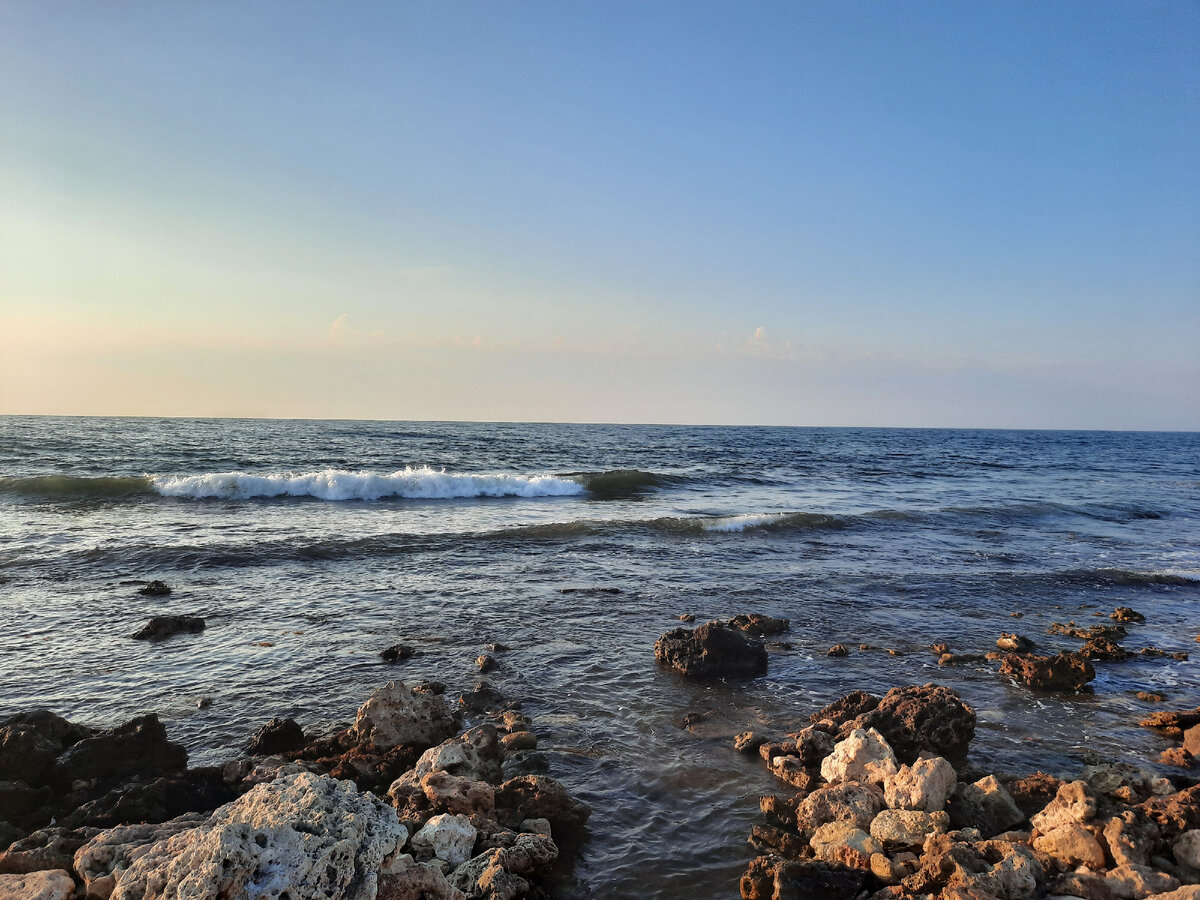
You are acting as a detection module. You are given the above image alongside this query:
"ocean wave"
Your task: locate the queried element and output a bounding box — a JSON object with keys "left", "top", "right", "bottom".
{"left": 0, "top": 475, "right": 156, "bottom": 499}
{"left": 151, "top": 468, "right": 587, "bottom": 500}
{"left": 1058, "top": 567, "right": 1200, "bottom": 587}
{"left": 567, "top": 469, "right": 680, "bottom": 499}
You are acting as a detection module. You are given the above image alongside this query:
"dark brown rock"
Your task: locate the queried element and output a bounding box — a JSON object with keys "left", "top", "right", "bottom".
{"left": 137, "top": 580, "right": 171, "bottom": 596}
{"left": 0, "top": 711, "right": 94, "bottom": 786}
{"left": 1138, "top": 783, "right": 1200, "bottom": 839}
{"left": 476, "top": 654, "right": 499, "bottom": 673}
{"left": 1111, "top": 606, "right": 1145, "bottom": 623}
{"left": 749, "top": 823, "right": 808, "bottom": 859}
{"left": 1136, "top": 691, "right": 1167, "bottom": 703}
{"left": 1005, "top": 772, "right": 1063, "bottom": 819}
{"left": 734, "top": 731, "right": 767, "bottom": 753}
{"left": 1048, "top": 622, "right": 1126, "bottom": 640}
{"left": 52, "top": 714, "right": 187, "bottom": 788}
{"left": 654, "top": 622, "right": 768, "bottom": 678}
{"left": 458, "top": 682, "right": 508, "bottom": 714}
{"left": 0, "top": 780, "right": 51, "bottom": 830}
{"left": 1079, "top": 637, "right": 1131, "bottom": 661}
{"left": 380, "top": 644, "right": 415, "bottom": 663}
{"left": 131, "top": 615, "right": 205, "bottom": 640}
{"left": 727, "top": 613, "right": 790, "bottom": 636}
{"left": 741, "top": 856, "right": 865, "bottom": 900}
{"left": 844, "top": 683, "right": 976, "bottom": 767}
{"left": 760, "top": 793, "right": 804, "bottom": 831}
{"left": 1139, "top": 707, "right": 1200, "bottom": 736}
{"left": 1185, "top": 724, "right": 1200, "bottom": 756}
{"left": 810, "top": 690, "right": 881, "bottom": 729}
{"left": 998, "top": 652, "right": 1095, "bottom": 692}
{"left": 61, "top": 766, "right": 237, "bottom": 829}
{"left": 0, "top": 825, "right": 101, "bottom": 875}
{"left": 996, "top": 633, "right": 1035, "bottom": 653}
{"left": 495, "top": 775, "right": 591, "bottom": 835}
{"left": 1160, "top": 747, "right": 1196, "bottom": 768}
{"left": 246, "top": 718, "right": 306, "bottom": 756}
{"left": 827, "top": 644, "right": 849, "bottom": 657}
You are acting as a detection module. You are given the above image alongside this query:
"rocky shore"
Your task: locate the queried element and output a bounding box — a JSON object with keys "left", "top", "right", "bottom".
{"left": 0, "top": 679, "right": 589, "bottom": 899}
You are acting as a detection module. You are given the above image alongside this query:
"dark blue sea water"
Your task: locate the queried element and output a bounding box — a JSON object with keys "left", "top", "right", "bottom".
{"left": 1, "top": 417, "right": 1197, "bottom": 896}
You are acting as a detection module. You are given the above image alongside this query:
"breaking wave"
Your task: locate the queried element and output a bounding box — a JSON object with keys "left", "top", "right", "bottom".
{"left": 0, "top": 475, "right": 156, "bottom": 499}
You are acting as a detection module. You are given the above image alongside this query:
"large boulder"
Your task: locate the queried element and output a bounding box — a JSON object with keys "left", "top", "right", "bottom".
{"left": 388, "top": 725, "right": 504, "bottom": 798}
{"left": 741, "top": 856, "right": 865, "bottom": 900}
{"left": 999, "top": 652, "right": 1095, "bottom": 693}
{"left": 841, "top": 684, "right": 976, "bottom": 767}
{"left": 0, "top": 869, "right": 75, "bottom": 900}
{"left": 73, "top": 816, "right": 205, "bottom": 900}
{"left": 653, "top": 622, "right": 768, "bottom": 678}
{"left": 348, "top": 682, "right": 457, "bottom": 751}
{"left": 494, "top": 775, "right": 591, "bottom": 836}
{"left": 63, "top": 767, "right": 237, "bottom": 829}
{"left": 819, "top": 728, "right": 898, "bottom": 786}
{"left": 52, "top": 715, "right": 187, "bottom": 788}
{"left": 0, "top": 825, "right": 101, "bottom": 875}
{"left": 0, "top": 711, "right": 94, "bottom": 786}
{"left": 90, "top": 773, "right": 407, "bottom": 900}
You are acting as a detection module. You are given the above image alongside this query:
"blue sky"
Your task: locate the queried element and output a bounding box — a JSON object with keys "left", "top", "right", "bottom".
{"left": 1, "top": 2, "right": 1197, "bottom": 427}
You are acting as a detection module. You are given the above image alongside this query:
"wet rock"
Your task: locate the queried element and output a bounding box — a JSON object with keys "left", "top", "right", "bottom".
{"left": 740, "top": 855, "right": 865, "bottom": 900}
{"left": 475, "top": 654, "right": 498, "bottom": 673}
{"left": 131, "top": 615, "right": 204, "bottom": 641}
{"left": 997, "top": 634, "right": 1035, "bottom": 653}
{"left": 1006, "top": 772, "right": 1064, "bottom": 819}
{"left": 1081, "top": 637, "right": 1133, "bottom": 661}
{"left": 1050, "top": 622, "right": 1127, "bottom": 641}
{"left": 380, "top": 644, "right": 415, "bottom": 663}
{"left": 871, "top": 809, "right": 950, "bottom": 848}
{"left": 796, "top": 781, "right": 886, "bottom": 834}
{"left": 501, "top": 750, "right": 549, "bottom": 780}
{"left": 62, "top": 766, "right": 238, "bottom": 829}
{"left": 999, "top": 652, "right": 1096, "bottom": 693}
{"left": 735, "top": 731, "right": 768, "bottom": 753}
{"left": 500, "top": 731, "right": 536, "bottom": 752}
{"left": 1161, "top": 748, "right": 1196, "bottom": 769}
{"left": 884, "top": 755, "right": 957, "bottom": 812}
{"left": 827, "top": 644, "right": 850, "bottom": 657}
{"left": 1033, "top": 821, "right": 1107, "bottom": 869}
{"left": 779, "top": 727, "right": 837, "bottom": 769}
{"left": 53, "top": 714, "right": 187, "bottom": 789}
{"left": 1105, "top": 864, "right": 1179, "bottom": 899}
{"left": 93, "top": 772, "right": 406, "bottom": 900}
{"left": 1138, "top": 692, "right": 1168, "bottom": 703}
{"left": 1140, "top": 709, "right": 1200, "bottom": 737}
{"left": 410, "top": 813, "right": 476, "bottom": 867}
{"left": 246, "top": 717, "right": 306, "bottom": 756}
{"left": 654, "top": 622, "right": 768, "bottom": 678}
{"left": 494, "top": 775, "right": 591, "bottom": 836}
{"left": 136, "top": 581, "right": 171, "bottom": 596}
{"left": 749, "top": 824, "right": 807, "bottom": 859}
{"left": 448, "top": 833, "right": 558, "bottom": 898}
{"left": 458, "top": 683, "right": 508, "bottom": 715}
{"left": 810, "top": 820, "right": 882, "bottom": 869}
{"left": 810, "top": 690, "right": 881, "bottom": 729}
{"left": 0, "top": 711, "right": 94, "bottom": 786}
{"left": 1175, "top": 829, "right": 1200, "bottom": 869}
{"left": 389, "top": 725, "right": 504, "bottom": 796}
{"left": 73, "top": 816, "right": 204, "bottom": 899}
{"left": 0, "top": 825, "right": 100, "bottom": 875}
{"left": 1032, "top": 780, "right": 1098, "bottom": 833}
{"left": 349, "top": 681, "right": 457, "bottom": 751}
{"left": 0, "top": 869, "right": 75, "bottom": 900}
{"left": 420, "top": 771, "right": 495, "bottom": 818}
{"left": 760, "top": 794, "right": 803, "bottom": 832}
{"left": 770, "top": 758, "right": 818, "bottom": 792}
{"left": 843, "top": 684, "right": 977, "bottom": 767}
{"left": 1139, "top": 784, "right": 1200, "bottom": 839}
{"left": 727, "top": 613, "right": 790, "bottom": 636}
{"left": 1112, "top": 607, "right": 1145, "bottom": 623}
{"left": 949, "top": 776, "right": 1026, "bottom": 838}
{"left": 820, "top": 728, "right": 898, "bottom": 786}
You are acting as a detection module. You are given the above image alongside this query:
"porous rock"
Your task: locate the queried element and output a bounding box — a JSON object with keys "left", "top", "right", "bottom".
{"left": 796, "top": 781, "right": 886, "bottom": 834}
{"left": 1105, "top": 811, "right": 1161, "bottom": 868}
{"left": 410, "top": 813, "right": 476, "bottom": 868}
{"left": 820, "top": 727, "right": 898, "bottom": 785}
{"left": 870, "top": 809, "right": 949, "bottom": 848}
{"left": 389, "top": 725, "right": 504, "bottom": 797}
{"left": 0, "top": 825, "right": 100, "bottom": 875}
{"left": 843, "top": 684, "right": 976, "bottom": 767}
{"left": 740, "top": 855, "right": 865, "bottom": 900}
{"left": 1174, "top": 829, "right": 1200, "bottom": 869}
{"left": 494, "top": 775, "right": 591, "bottom": 835}
{"left": 1000, "top": 652, "right": 1096, "bottom": 692}
{"left": 420, "top": 771, "right": 495, "bottom": 818}
{"left": 809, "top": 820, "right": 881, "bottom": 869}
{"left": 1032, "top": 781, "right": 1098, "bottom": 833}
{"left": 349, "top": 681, "right": 456, "bottom": 751}
{"left": 810, "top": 690, "right": 881, "bottom": 729}
{"left": 654, "top": 622, "right": 768, "bottom": 678}
{"left": 73, "top": 816, "right": 204, "bottom": 900}
{"left": 949, "top": 776, "right": 1026, "bottom": 837}
{"left": 246, "top": 717, "right": 306, "bottom": 756}
{"left": 98, "top": 772, "right": 407, "bottom": 900}
{"left": 1033, "top": 822, "right": 1107, "bottom": 870}
{"left": 0, "top": 869, "right": 75, "bottom": 900}
{"left": 904, "top": 838, "right": 1044, "bottom": 899}
{"left": 1139, "top": 784, "right": 1200, "bottom": 839}
{"left": 1104, "top": 864, "right": 1179, "bottom": 900}
{"left": 727, "top": 613, "right": 790, "bottom": 636}
{"left": 884, "top": 755, "right": 957, "bottom": 812}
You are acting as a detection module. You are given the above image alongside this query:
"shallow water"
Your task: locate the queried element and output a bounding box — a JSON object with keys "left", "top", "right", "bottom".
{"left": 1, "top": 418, "right": 1197, "bottom": 896}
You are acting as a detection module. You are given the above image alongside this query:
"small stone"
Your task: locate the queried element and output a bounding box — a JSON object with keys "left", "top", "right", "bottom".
{"left": 678, "top": 614, "right": 695, "bottom": 622}
{"left": 734, "top": 731, "right": 766, "bottom": 753}
{"left": 487, "top": 642, "right": 510, "bottom": 653}
{"left": 501, "top": 731, "right": 537, "bottom": 752}
{"left": 380, "top": 644, "right": 415, "bottom": 663}
{"left": 827, "top": 644, "right": 849, "bottom": 657}
{"left": 131, "top": 615, "right": 204, "bottom": 640}
{"left": 410, "top": 813, "right": 477, "bottom": 868}
{"left": 137, "top": 580, "right": 171, "bottom": 596}
{"left": 997, "top": 633, "right": 1035, "bottom": 652}
{"left": 476, "top": 654, "right": 498, "bottom": 673}
{"left": 246, "top": 717, "right": 305, "bottom": 755}
{"left": 1138, "top": 692, "right": 1168, "bottom": 703}
{"left": 1112, "top": 607, "right": 1145, "bottom": 623}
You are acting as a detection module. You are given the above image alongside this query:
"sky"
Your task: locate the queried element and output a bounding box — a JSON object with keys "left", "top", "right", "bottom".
{"left": 1, "top": 2, "right": 1197, "bottom": 429}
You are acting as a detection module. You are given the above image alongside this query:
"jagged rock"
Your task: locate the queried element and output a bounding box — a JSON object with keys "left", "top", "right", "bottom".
{"left": 1145, "top": 888, "right": 1200, "bottom": 900}
{"left": 62, "top": 767, "right": 237, "bottom": 829}
{"left": 828, "top": 644, "right": 850, "bottom": 657}
{"left": 380, "top": 644, "right": 415, "bottom": 663}
{"left": 1000, "top": 652, "right": 1096, "bottom": 692}
{"left": 1050, "top": 622, "right": 1127, "bottom": 641}
{"left": 137, "top": 581, "right": 171, "bottom": 596}
{"left": 1112, "top": 607, "right": 1145, "bottom": 623}
{"left": 348, "top": 682, "right": 456, "bottom": 751}
{"left": 871, "top": 809, "right": 950, "bottom": 848}
{"left": 1105, "top": 811, "right": 1161, "bottom": 868}
{"left": 760, "top": 794, "right": 804, "bottom": 832}
{"left": 771, "top": 757, "right": 818, "bottom": 792}
{"left": 1052, "top": 869, "right": 1117, "bottom": 900}
{"left": 389, "top": 726, "right": 504, "bottom": 797}
{"left": 820, "top": 728, "right": 898, "bottom": 785}
{"left": 1083, "top": 763, "right": 1172, "bottom": 805}
{"left": 494, "top": 775, "right": 590, "bottom": 835}
{"left": 884, "top": 755, "right": 957, "bottom": 812}
{"left": 740, "top": 855, "right": 865, "bottom": 900}
{"left": 810, "top": 691, "right": 882, "bottom": 729}
{"left": 810, "top": 821, "right": 881, "bottom": 868}
{"left": 99, "top": 773, "right": 405, "bottom": 900}
{"left": 653, "top": 622, "right": 768, "bottom": 678}
{"left": 1033, "top": 822, "right": 1107, "bottom": 869}
{"left": 0, "top": 711, "right": 94, "bottom": 786}
{"left": 131, "top": 616, "right": 204, "bottom": 640}
{"left": 501, "top": 751, "right": 549, "bottom": 781}
{"left": 1007, "top": 772, "right": 1064, "bottom": 819}
{"left": 449, "top": 833, "right": 559, "bottom": 898}
{"left": 1032, "top": 781, "right": 1098, "bottom": 833}
{"left": 500, "top": 732, "right": 535, "bottom": 752}
{"left": 0, "top": 869, "right": 75, "bottom": 900}
{"left": 949, "top": 776, "right": 1026, "bottom": 837}
{"left": 749, "top": 824, "right": 808, "bottom": 859}
{"left": 73, "top": 816, "right": 204, "bottom": 900}
{"left": 247, "top": 718, "right": 306, "bottom": 756}
{"left": 0, "top": 780, "right": 50, "bottom": 830}
{"left": 458, "top": 683, "right": 508, "bottom": 715}
{"left": 1160, "top": 748, "right": 1195, "bottom": 769}
{"left": 776, "top": 728, "right": 837, "bottom": 769}
{"left": 420, "top": 772, "right": 495, "bottom": 818}
{"left": 410, "top": 814, "right": 476, "bottom": 868}
{"left": 1174, "top": 830, "right": 1200, "bottom": 869}
{"left": 727, "top": 613, "right": 790, "bottom": 636}
{"left": 1081, "top": 637, "right": 1133, "bottom": 661}
{"left": 904, "top": 838, "right": 1044, "bottom": 899}
{"left": 997, "top": 634, "right": 1035, "bottom": 653}
{"left": 1140, "top": 785, "right": 1200, "bottom": 839}
{"left": 843, "top": 684, "right": 976, "bottom": 767}
{"left": 796, "top": 782, "right": 886, "bottom": 834}
{"left": 0, "top": 825, "right": 100, "bottom": 875}
{"left": 53, "top": 714, "right": 187, "bottom": 789}
{"left": 378, "top": 863, "right": 466, "bottom": 900}
{"left": 1105, "top": 864, "right": 1179, "bottom": 899}
{"left": 475, "top": 655, "right": 498, "bottom": 673}
{"left": 1184, "top": 726, "right": 1200, "bottom": 757}
{"left": 735, "top": 731, "right": 767, "bottom": 753}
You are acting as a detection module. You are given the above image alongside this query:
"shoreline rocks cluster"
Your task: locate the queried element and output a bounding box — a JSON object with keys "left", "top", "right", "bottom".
{"left": 0, "top": 678, "right": 589, "bottom": 899}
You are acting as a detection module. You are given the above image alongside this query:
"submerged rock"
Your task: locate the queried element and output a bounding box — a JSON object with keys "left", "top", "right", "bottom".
{"left": 131, "top": 615, "right": 205, "bottom": 641}
{"left": 727, "top": 613, "right": 790, "bottom": 636}
{"left": 999, "top": 651, "right": 1096, "bottom": 693}
{"left": 654, "top": 621, "right": 768, "bottom": 678}
{"left": 136, "top": 581, "right": 171, "bottom": 596}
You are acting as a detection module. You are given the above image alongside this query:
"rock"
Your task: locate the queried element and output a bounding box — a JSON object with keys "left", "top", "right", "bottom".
{"left": 458, "top": 683, "right": 508, "bottom": 715}
{"left": 771, "top": 757, "right": 818, "bottom": 792}
{"left": 62, "top": 766, "right": 238, "bottom": 829}
{"left": 389, "top": 725, "right": 504, "bottom": 796}
{"left": 137, "top": 581, "right": 171, "bottom": 596}
{"left": 949, "top": 776, "right": 1026, "bottom": 837}
{"left": 410, "top": 814, "right": 476, "bottom": 868}
{"left": 1104, "top": 811, "right": 1161, "bottom": 868}
{"left": 1184, "top": 726, "right": 1200, "bottom": 757}
{"left": 871, "top": 809, "right": 950, "bottom": 848}
{"left": 1112, "top": 607, "right": 1145, "bottom": 623}
{"left": 475, "top": 654, "right": 498, "bottom": 673}
{"left": 1083, "top": 762, "right": 1172, "bottom": 805}
{"left": 809, "top": 820, "right": 882, "bottom": 868}
{"left": 999, "top": 652, "right": 1096, "bottom": 692}
{"left": 1145, "top": 889, "right": 1200, "bottom": 900}
{"left": 843, "top": 684, "right": 977, "bottom": 767}
{"left": 500, "top": 731, "right": 536, "bottom": 752}
{"left": 1139, "top": 785, "right": 1200, "bottom": 838}
{"left": 380, "top": 644, "right": 415, "bottom": 663}
{"left": 678, "top": 614, "right": 695, "bottom": 622}
{"left": 1053, "top": 869, "right": 1118, "bottom": 900}
{"left": 494, "top": 775, "right": 590, "bottom": 835}
{"left": 1081, "top": 637, "right": 1133, "bottom": 661}
{"left": 448, "top": 833, "right": 559, "bottom": 898}
{"left": 0, "top": 825, "right": 100, "bottom": 875}
{"left": 487, "top": 642, "right": 510, "bottom": 653}
{"left": 73, "top": 816, "right": 204, "bottom": 899}
{"left": 997, "top": 634, "right": 1035, "bottom": 653}
{"left": 904, "top": 838, "right": 1044, "bottom": 899}
{"left": 131, "top": 615, "right": 204, "bottom": 640}
{"left": 827, "top": 644, "right": 850, "bottom": 657}
{"left": 734, "top": 731, "right": 767, "bottom": 753}
{"left": 348, "top": 682, "right": 457, "bottom": 751}
{"left": 1105, "top": 864, "right": 1179, "bottom": 899}
{"left": 779, "top": 727, "right": 837, "bottom": 768}
{"left": 1033, "top": 822, "right": 1107, "bottom": 869}
{"left": 883, "top": 755, "right": 957, "bottom": 812}
{"left": 1032, "top": 781, "right": 1098, "bottom": 833}
{"left": 1161, "top": 748, "right": 1195, "bottom": 769}
{"left": 0, "top": 711, "right": 94, "bottom": 786}
{"left": 1139, "top": 692, "right": 1168, "bottom": 703}
{"left": 1140, "top": 709, "right": 1200, "bottom": 735}
{"left": 53, "top": 714, "right": 187, "bottom": 788}
{"left": 501, "top": 751, "right": 549, "bottom": 780}
{"left": 653, "top": 622, "right": 768, "bottom": 678}
{"left": 796, "top": 781, "right": 886, "bottom": 834}
{"left": 740, "top": 856, "right": 865, "bottom": 900}
{"left": 0, "top": 869, "right": 75, "bottom": 900}
{"left": 819, "top": 728, "right": 898, "bottom": 785}
{"left": 1050, "top": 623, "right": 1127, "bottom": 641}
{"left": 810, "top": 690, "right": 881, "bottom": 729}
{"left": 727, "top": 613, "right": 790, "bottom": 636}
{"left": 420, "top": 772, "right": 495, "bottom": 818}
{"left": 378, "top": 863, "right": 466, "bottom": 900}
{"left": 98, "top": 772, "right": 406, "bottom": 900}
{"left": 1174, "top": 830, "right": 1200, "bottom": 869}
{"left": 246, "top": 718, "right": 306, "bottom": 756}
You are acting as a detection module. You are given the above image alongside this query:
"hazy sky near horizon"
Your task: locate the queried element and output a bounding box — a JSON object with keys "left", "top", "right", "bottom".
{"left": 1, "top": 2, "right": 1197, "bottom": 428}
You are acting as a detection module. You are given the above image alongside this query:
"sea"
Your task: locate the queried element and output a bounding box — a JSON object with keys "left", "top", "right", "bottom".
{"left": 1, "top": 417, "right": 1197, "bottom": 897}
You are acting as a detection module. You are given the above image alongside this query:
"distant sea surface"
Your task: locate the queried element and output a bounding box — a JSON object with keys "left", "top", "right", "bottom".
{"left": 2, "top": 417, "right": 1198, "bottom": 896}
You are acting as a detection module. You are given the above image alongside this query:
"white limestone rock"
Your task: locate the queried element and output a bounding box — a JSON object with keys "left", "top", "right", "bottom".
{"left": 349, "top": 681, "right": 456, "bottom": 750}
{"left": 1105, "top": 864, "right": 1180, "bottom": 900}
{"left": 388, "top": 725, "right": 504, "bottom": 797}
{"left": 820, "top": 728, "right": 899, "bottom": 786}
{"left": 410, "top": 814, "right": 477, "bottom": 869}
{"left": 74, "top": 815, "right": 205, "bottom": 900}
{"left": 883, "top": 755, "right": 957, "bottom": 811}
{"left": 102, "top": 772, "right": 407, "bottom": 900}
{"left": 0, "top": 869, "right": 75, "bottom": 900}
{"left": 870, "top": 809, "right": 950, "bottom": 847}
{"left": 1031, "top": 780, "right": 1097, "bottom": 834}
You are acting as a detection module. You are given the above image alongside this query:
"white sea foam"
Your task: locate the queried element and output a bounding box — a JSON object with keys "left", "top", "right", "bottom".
{"left": 702, "top": 513, "right": 791, "bottom": 533}
{"left": 150, "top": 468, "right": 586, "bottom": 501}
